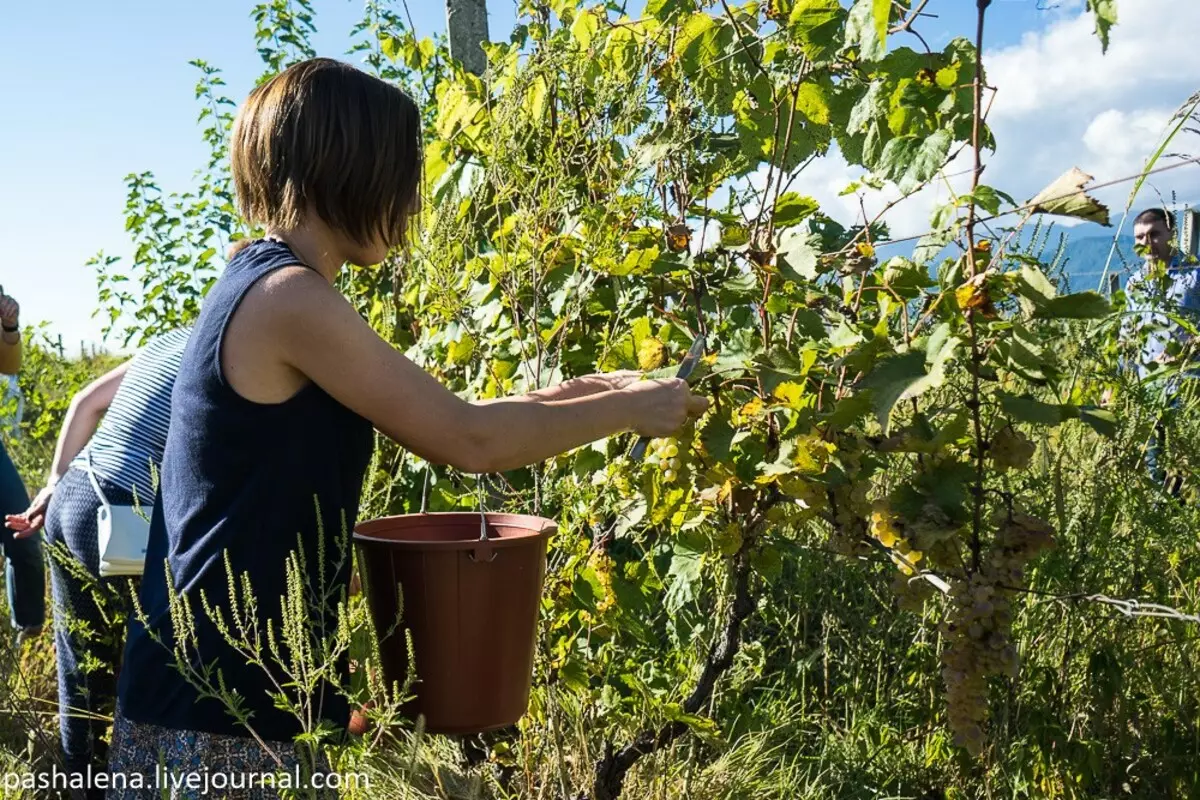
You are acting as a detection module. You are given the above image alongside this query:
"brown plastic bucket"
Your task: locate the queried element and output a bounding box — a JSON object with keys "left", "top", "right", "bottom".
{"left": 353, "top": 512, "right": 555, "bottom": 735}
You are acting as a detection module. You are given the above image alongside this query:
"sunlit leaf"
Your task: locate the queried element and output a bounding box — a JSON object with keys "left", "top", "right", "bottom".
{"left": 787, "top": 0, "right": 845, "bottom": 61}
{"left": 877, "top": 129, "right": 952, "bottom": 194}
{"left": 1086, "top": 0, "right": 1117, "bottom": 54}
{"left": 1026, "top": 167, "right": 1111, "bottom": 226}
{"left": 845, "top": 0, "right": 890, "bottom": 61}
{"left": 1030, "top": 292, "right": 1112, "bottom": 320}
{"left": 773, "top": 193, "right": 820, "bottom": 228}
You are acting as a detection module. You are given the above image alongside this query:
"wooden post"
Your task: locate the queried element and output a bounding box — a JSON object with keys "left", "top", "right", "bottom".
{"left": 446, "top": 0, "right": 489, "bottom": 76}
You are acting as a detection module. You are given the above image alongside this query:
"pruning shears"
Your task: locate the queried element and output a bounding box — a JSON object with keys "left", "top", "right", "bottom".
{"left": 629, "top": 333, "right": 706, "bottom": 461}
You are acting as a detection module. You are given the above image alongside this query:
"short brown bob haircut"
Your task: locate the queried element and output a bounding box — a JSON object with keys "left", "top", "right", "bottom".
{"left": 231, "top": 58, "right": 422, "bottom": 248}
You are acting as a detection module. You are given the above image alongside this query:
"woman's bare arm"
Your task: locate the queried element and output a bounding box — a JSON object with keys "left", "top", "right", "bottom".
{"left": 239, "top": 268, "right": 704, "bottom": 473}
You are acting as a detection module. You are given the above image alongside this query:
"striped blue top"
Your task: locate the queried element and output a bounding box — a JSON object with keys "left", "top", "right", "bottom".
{"left": 71, "top": 328, "right": 190, "bottom": 500}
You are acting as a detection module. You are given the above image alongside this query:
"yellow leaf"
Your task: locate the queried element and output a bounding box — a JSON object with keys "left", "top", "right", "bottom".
{"left": 792, "top": 433, "right": 836, "bottom": 474}
{"left": 772, "top": 381, "right": 808, "bottom": 409}
{"left": 1026, "top": 166, "right": 1111, "bottom": 226}
{"left": 638, "top": 337, "right": 667, "bottom": 370}
{"left": 733, "top": 397, "right": 766, "bottom": 424}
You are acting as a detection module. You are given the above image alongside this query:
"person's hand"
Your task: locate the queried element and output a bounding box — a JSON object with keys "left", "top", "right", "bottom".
{"left": 582, "top": 370, "right": 643, "bottom": 393}
{"left": 5, "top": 484, "right": 54, "bottom": 538}
{"left": 624, "top": 378, "right": 709, "bottom": 437}
{"left": 0, "top": 294, "right": 18, "bottom": 329}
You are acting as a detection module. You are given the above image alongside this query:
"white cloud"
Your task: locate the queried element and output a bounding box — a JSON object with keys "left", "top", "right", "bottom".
{"left": 982, "top": 0, "right": 1200, "bottom": 216}
{"left": 1082, "top": 107, "right": 1175, "bottom": 178}
{"left": 987, "top": 0, "right": 1200, "bottom": 122}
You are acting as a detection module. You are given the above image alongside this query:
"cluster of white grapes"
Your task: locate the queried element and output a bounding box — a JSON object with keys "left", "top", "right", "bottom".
{"left": 890, "top": 572, "right": 935, "bottom": 612}
{"left": 828, "top": 483, "right": 872, "bottom": 556}
{"left": 650, "top": 439, "right": 682, "bottom": 483}
{"left": 940, "top": 512, "right": 1054, "bottom": 755}
{"left": 869, "top": 503, "right": 936, "bottom": 611}
{"left": 988, "top": 425, "right": 1036, "bottom": 471}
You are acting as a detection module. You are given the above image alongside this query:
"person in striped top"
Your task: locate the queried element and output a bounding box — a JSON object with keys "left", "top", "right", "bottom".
{"left": 5, "top": 326, "right": 189, "bottom": 793}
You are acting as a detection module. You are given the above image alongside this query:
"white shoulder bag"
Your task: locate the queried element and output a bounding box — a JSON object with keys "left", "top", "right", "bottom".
{"left": 84, "top": 452, "right": 151, "bottom": 577}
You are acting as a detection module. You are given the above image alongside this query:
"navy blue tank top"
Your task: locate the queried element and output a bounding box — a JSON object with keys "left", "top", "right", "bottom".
{"left": 117, "top": 240, "right": 375, "bottom": 740}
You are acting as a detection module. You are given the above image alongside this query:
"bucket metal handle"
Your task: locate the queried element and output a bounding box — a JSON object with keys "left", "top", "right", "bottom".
{"left": 420, "top": 462, "right": 497, "bottom": 562}
{"left": 420, "top": 463, "right": 432, "bottom": 514}
{"left": 470, "top": 474, "right": 496, "bottom": 563}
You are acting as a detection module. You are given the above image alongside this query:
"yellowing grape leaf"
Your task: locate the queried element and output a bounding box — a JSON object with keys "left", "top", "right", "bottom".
{"left": 1026, "top": 167, "right": 1111, "bottom": 226}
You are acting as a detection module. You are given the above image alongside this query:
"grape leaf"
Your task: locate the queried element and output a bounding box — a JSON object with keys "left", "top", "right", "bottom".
{"left": 665, "top": 541, "right": 704, "bottom": 614}
{"left": 1026, "top": 167, "right": 1111, "bottom": 226}
{"left": 877, "top": 130, "right": 952, "bottom": 194}
{"left": 862, "top": 326, "right": 958, "bottom": 433}
{"left": 788, "top": 0, "right": 845, "bottom": 61}
{"left": 845, "top": 0, "right": 890, "bottom": 61}
{"left": 999, "top": 393, "right": 1070, "bottom": 426}
{"left": 777, "top": 227, "right": 820, "bottom": 281}
{"left": 773, "top": 193, "right": 820, "bottom": 228}
{"left": 1079, "top": 406, "right": 1117, "bottom": 437}
{"left": 1030, "top": 291, "right": 1112, "bottom": 320}
{"left": 1086, "top": 0, "right": 1117, "bottom": 54}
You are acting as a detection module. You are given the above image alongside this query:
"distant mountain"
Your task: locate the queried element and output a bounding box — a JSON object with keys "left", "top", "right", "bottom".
{"left": 890, "top": 220, "right": 1176, "bottom": 293}
{"left": 1055, "top": 234, "right": 1136, "bottom": 293}
{"left": 889, "top": 231, "right": 1139, "bottom": 291}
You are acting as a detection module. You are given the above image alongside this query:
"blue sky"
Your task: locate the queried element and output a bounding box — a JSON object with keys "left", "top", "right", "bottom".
{"left": 1, "top": 1, "right": 1196, "bottom": 354}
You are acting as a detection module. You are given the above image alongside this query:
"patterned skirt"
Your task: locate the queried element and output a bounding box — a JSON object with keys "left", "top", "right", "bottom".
{"left": 107, "top": 712, "right": 335, "bottom": 799}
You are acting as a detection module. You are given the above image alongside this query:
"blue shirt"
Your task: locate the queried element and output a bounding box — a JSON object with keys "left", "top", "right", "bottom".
{"left": 1125, "top": 254, "right": 1200, "bottom": 378}
{"left": 71, "top": 328, "right": 189, "bottom": 499}
{"left": 117, "top": 240, "right": 375, "bottom": 740}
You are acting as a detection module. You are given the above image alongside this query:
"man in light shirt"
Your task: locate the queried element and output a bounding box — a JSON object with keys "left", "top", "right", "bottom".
{"left": 1124, "top": 208, "right": 1200, "bottom": 494}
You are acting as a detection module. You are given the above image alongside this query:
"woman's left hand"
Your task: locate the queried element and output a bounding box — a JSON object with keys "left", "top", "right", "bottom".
{"left": 5, "top": 484, "right": 54, "bottom": 538}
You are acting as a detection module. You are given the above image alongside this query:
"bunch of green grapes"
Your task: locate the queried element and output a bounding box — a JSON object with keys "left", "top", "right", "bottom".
{"left": 871, "top": 503, "right": 937, "bottom": 611}
{"left": 650, "top": 438, "right": 683, "bottom": 484}
{"left": 870, "top": 502, "right": 924, "bottom": 574}
{"left": 891, "top": 572, "right": 935, "bottom": 612}
{"left": 940, "top": 513, "right": 1054, "bottom": 755}
{"left": 826, "top": 483, "right": 872, "bottom": 556}
{"left": 988, "top": 425, "right": 1036, "bottom": 471}
{"left": 940, "top": 577, "right": 1016, "bottom": 755}
{"left": 990, "top": 512, "right": 1055, "bottom": 579}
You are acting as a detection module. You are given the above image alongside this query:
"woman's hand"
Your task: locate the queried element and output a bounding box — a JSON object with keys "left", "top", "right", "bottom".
{"left": 5, "top": 483, "right": 54, "bottom": 538}
{"left": 623, "top": 378, "right": 709, "bottom": 437}
{"left": 579, "top": 370, "right": 643, "bottom": 393}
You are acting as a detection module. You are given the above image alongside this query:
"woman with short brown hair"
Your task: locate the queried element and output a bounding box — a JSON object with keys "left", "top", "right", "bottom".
{"left": 109, "top": 58, "right": 705, "bottom": 792}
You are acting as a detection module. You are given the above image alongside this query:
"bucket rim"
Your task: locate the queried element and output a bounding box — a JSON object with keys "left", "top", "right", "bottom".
{"left": 353, "top": 511, "right": 557, "bottom": 550}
